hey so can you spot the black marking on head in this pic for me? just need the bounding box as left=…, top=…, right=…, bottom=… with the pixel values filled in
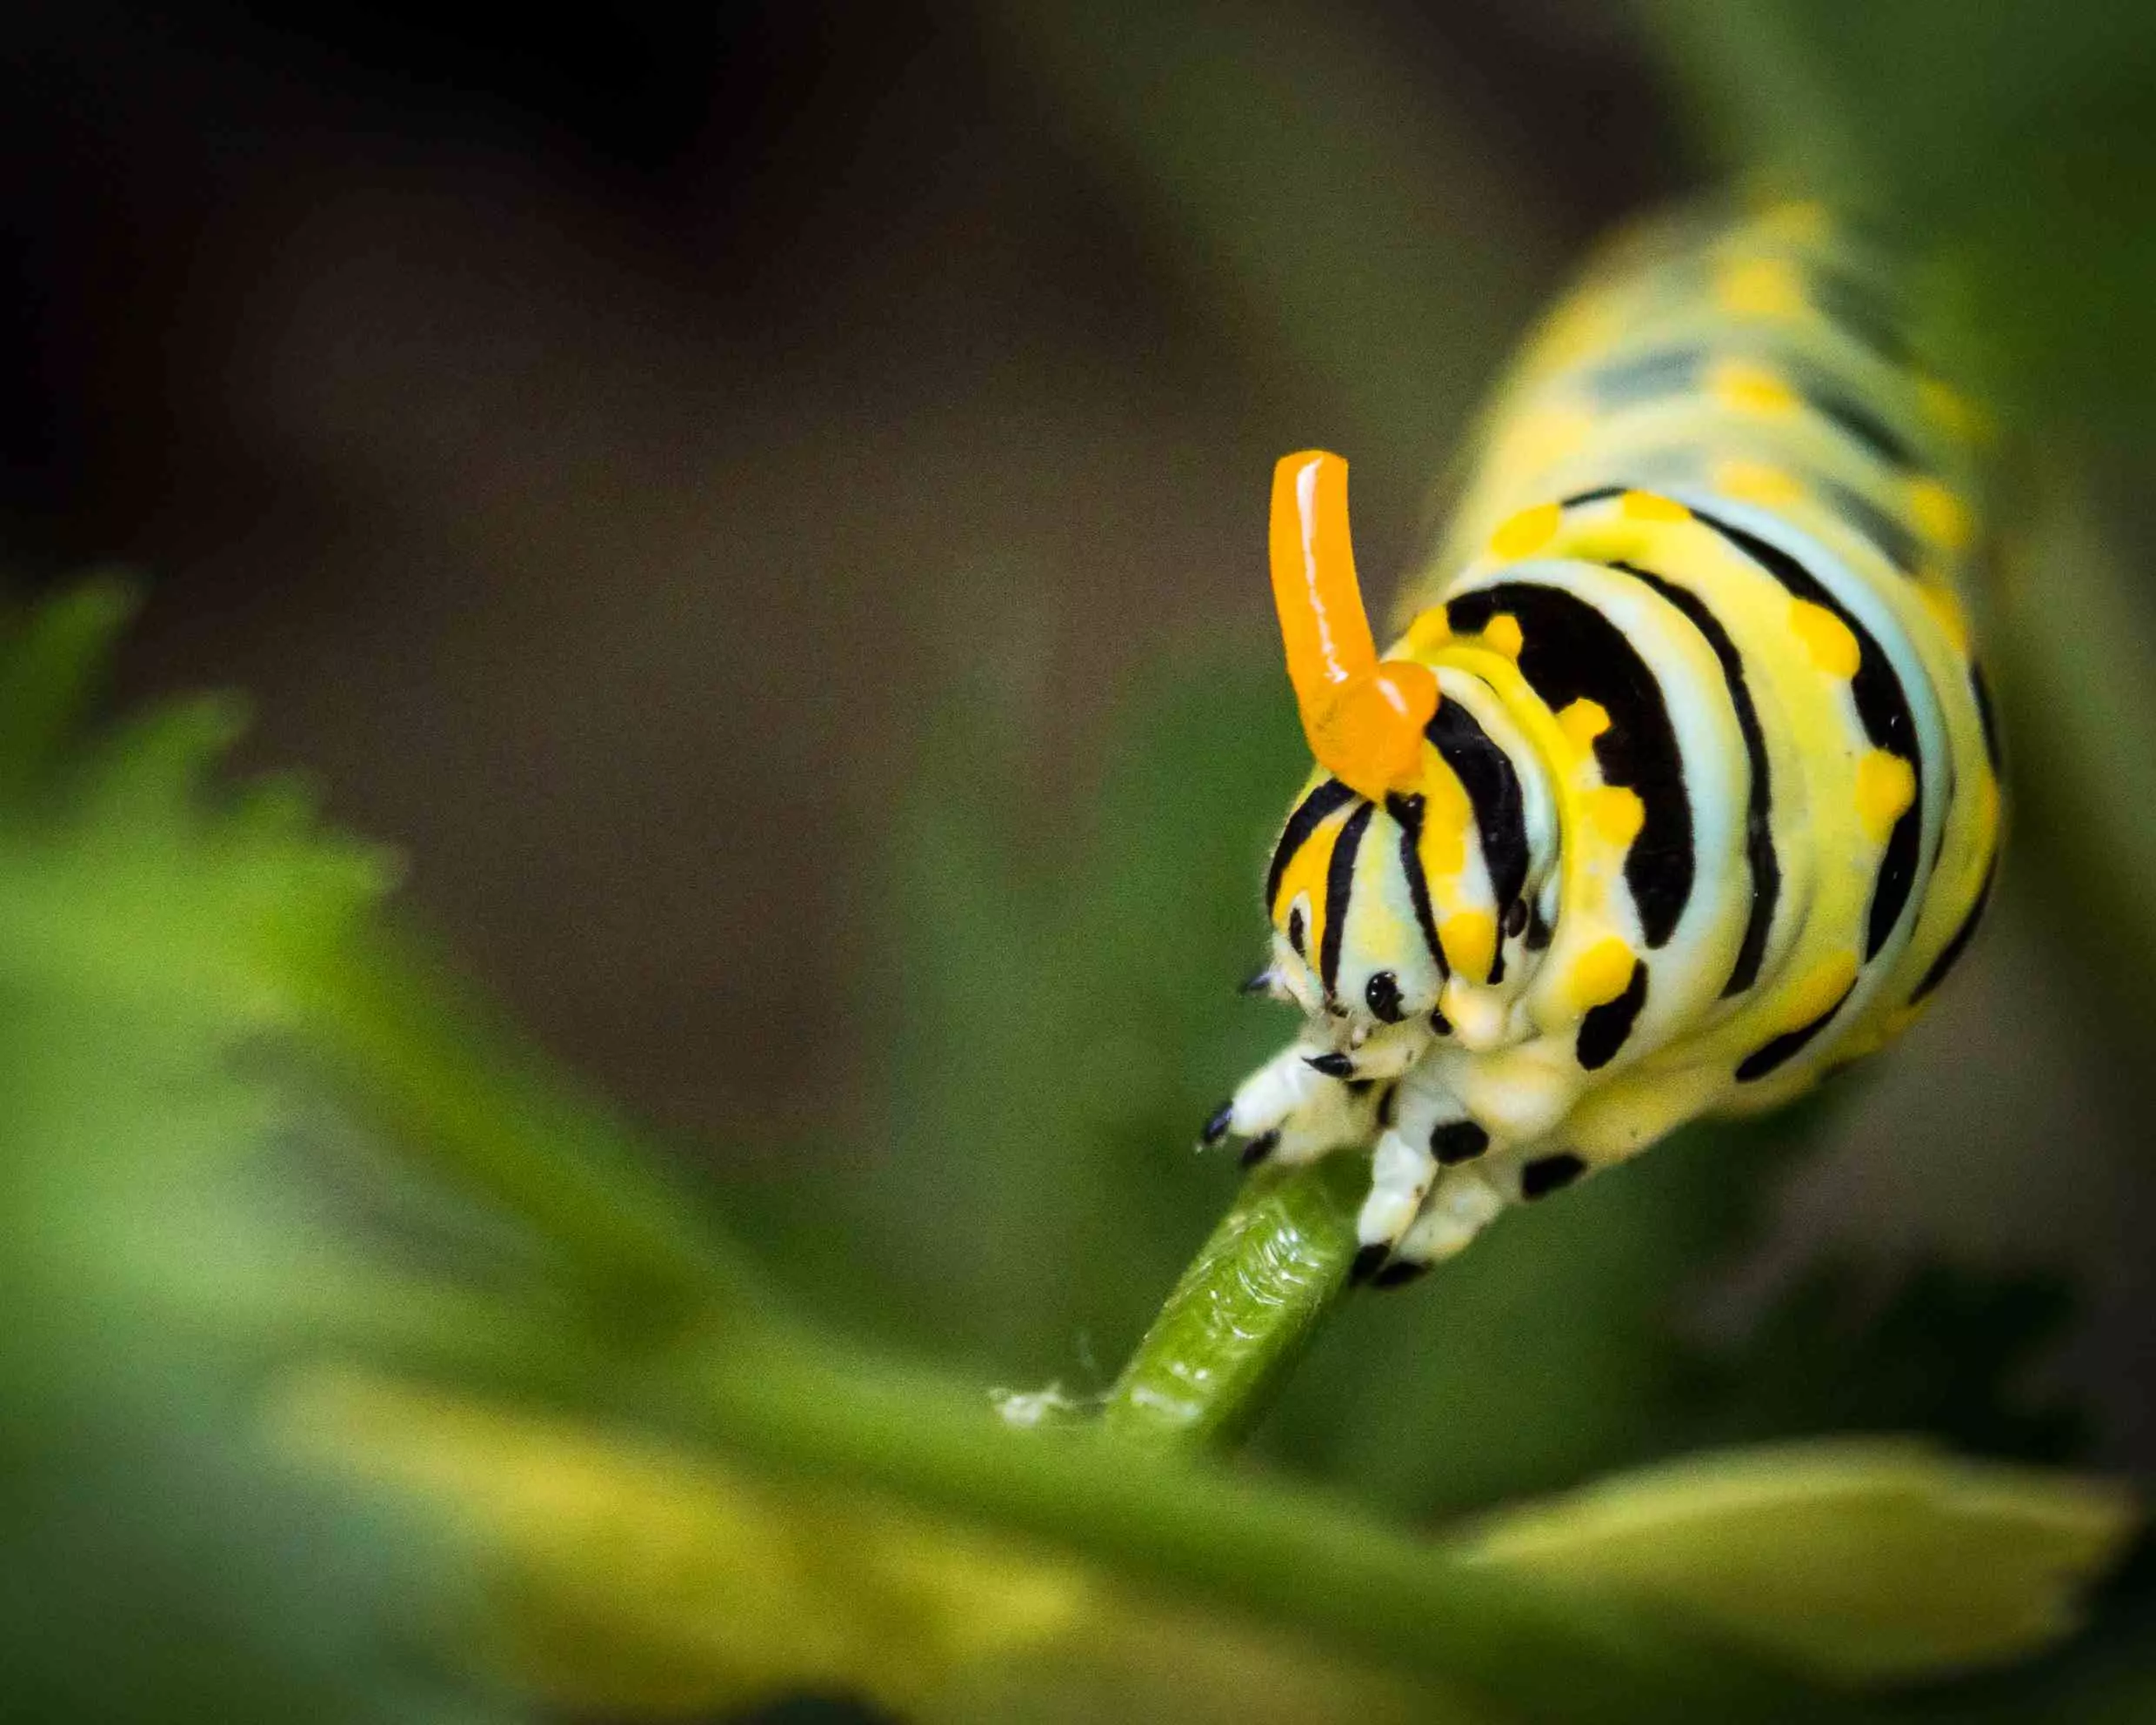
left=1200, top=1101, right=1234, bottom=1147
left=1365, top=970, right=1405, bottom=1023
left=1286, top=905, right=1306, bottom=957
left=1593, top=345, right=1702, bottom=406
left=1612, top=562, right=1779, bottom=995
left=1425, top=699, right=1530, bottom=944
left=1521, top=1153, right=1586, bottom=1200
left=1574, top=959, right=1649, bottom=1071
left=1486, top=946, right=1506, bottom=985
left=1970, top=665, right=2003, bottom=772
left=1241, top=1131, right=1280, bottom=1167
left=1505, top=898, right=1529, bottom=938
left=1525, top=898, right=1553, bottom=951
left=1826, top=479, right=1921, bottom=575
left=1306, top=1052, right=1356, bottom=1080
left=1385, top=792, right=1449, bottom=980
left=1348, top=1242, right=1389, bottom=1286
left=1560, top=485, right=1626, bottom=509
left=1688, top=508, right=1923, bottom=957
left=1734, top=978, right=1859, bottom=1081
left=1372, top=1258, right=1432, bottom=1290
left=1431, top=1120, right=1489, bottom=1165
left=1377, top=1082, right=1400, bottom=1129
left=1321, top=800, right=1375, bottom=999
left=1911, top=856, right=1997, bottom=1003
left=1445, top=582, right=1694, bottom=947
left=1266, top=778, right=1357, bottom=915
left=1345, top=1078, right=1377, bottom=1098
left=1429, top=1003, right=1452, bottom=1035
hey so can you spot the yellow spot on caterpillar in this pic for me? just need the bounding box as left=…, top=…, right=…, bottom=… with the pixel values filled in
left=1906, top=478, right=1973, bottom=552
left=1558, top=699, right=1612, bottom=752
left=1715, top=257, right=1806, bottom=318
left=1440, top=911, right=1499, bottom=981
left=1790, top=600, right=1861, bottom=679
left=1855, top=750, right=1917, bottom=842
left=1481, top=613, right=1525, bottom=659
left=1582, top=785, right=1645, bottom=847
left=1565, top=936, right=1638, bottom=1013
left=1492, top=503, right=1562, bottom=560
left=1918, top=584, right=1971, bottom=655
left=1620, top=489, right=1691, bottom=523
left=1715, top=459, right=1804, bottom=508
left=1711, top=359, right=1799, bottom=418
left=1399, top=605, right=1452, bottom=657
left=1786, top=952, right=1859, bottom=1026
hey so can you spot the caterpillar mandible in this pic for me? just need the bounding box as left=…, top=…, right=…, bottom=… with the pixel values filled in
left=1206, top=202, right=2001, bottom=1287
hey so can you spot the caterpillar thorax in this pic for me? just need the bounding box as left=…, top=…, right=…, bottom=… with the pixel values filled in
left=1211, top=204, right=2000, bottom=1285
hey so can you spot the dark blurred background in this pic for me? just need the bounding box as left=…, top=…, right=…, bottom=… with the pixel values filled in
left=4, top=0, right=2152, bottom=1484
left=0, top=0, right=1678, bottom=1138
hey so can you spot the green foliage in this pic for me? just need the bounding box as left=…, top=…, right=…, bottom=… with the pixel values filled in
left=1459, top=1439, right=2133, bottom=1684
left=0, top=585, right=498, bottom=1724
left=0, top=565, right=2124, bottom=1723
left=821, top=645, right=1307, bottom=1374
left=0, top=586, right=1848, bottom=1724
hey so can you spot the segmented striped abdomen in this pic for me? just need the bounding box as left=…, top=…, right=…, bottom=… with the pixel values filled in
left=1232, top=202, right=2000, bottom=1260
left=1391, top=200, right=1999, bottom=1149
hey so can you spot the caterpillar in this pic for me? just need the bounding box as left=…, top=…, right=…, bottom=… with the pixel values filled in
left=1205, top=202, right=2001, bottom=1287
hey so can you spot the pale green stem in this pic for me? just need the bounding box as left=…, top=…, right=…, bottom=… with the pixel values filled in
left=1100, top=1156, right=1365, bottom=1448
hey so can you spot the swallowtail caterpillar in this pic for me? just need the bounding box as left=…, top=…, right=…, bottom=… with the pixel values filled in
left=1206, top=203, right=2001, bottom=1287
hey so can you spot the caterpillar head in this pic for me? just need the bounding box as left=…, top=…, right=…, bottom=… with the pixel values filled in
left=1262, top=780, right=1448, bottom=1039
left=1264, top=451, right=1533, bottom=1054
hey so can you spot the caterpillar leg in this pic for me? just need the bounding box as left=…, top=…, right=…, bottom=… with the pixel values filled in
left=1380, top=1138, right=1602, bottom=1281
left=1351, top=1126, right=1438, bottom=1280
left=1390, top=1166, right=1507, bottom=1274
left=1208, top=1040, right=1374, bottom=1167
left=1349, top=1065, right=1499, bottom=1283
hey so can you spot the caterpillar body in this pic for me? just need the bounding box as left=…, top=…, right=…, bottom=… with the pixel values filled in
left=1210, top=203, right=2000, bottom=1286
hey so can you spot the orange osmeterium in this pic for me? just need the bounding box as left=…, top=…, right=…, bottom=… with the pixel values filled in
left=1268, top=451, right=1439, bottom=801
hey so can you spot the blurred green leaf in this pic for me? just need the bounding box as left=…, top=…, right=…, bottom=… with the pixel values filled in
left=0, top=585, right=1841, bottom=1725
left=1461, top=1439, right=2134, bottom=1684
left=1908, top=1542, right=2156, bottom=1724
left=281, top=1369, right=1494, bottom=1725
left=820, top=645, right=1307, bottom=1376
left=1989, top=474, right=2156, bottom=1028
left=0, top=588, right=504, bottom=1723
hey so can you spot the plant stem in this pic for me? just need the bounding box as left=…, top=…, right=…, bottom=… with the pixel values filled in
left=1100, top=1156, right=1365, bottom=1448
left=660, top=1332, right=1845, bottom=1725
